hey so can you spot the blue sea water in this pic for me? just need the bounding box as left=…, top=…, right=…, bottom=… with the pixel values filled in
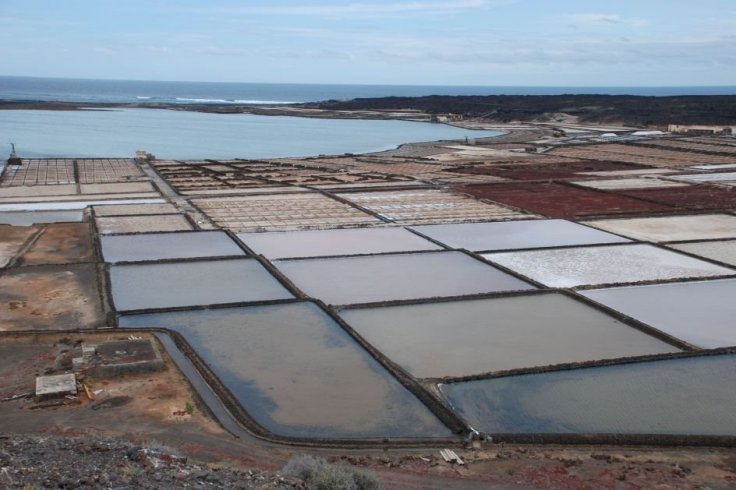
left=1, top=76, right=735, bottom=104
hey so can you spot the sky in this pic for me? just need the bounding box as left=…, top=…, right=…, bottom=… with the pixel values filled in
left=0, top=0, right=735, bottom=86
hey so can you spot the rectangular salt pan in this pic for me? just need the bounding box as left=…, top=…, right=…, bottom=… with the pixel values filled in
left=0, top=198, right=165, bottom=212
left=95, top=214, right=193, bottom=234
left=440, top=355, right=736, bottom=435
left=238, top=227, right=442, bottom=259
left=485, top=244, right=733, bottom=288
left=339, top=293, right=678, bottom=379
left=411, top=219, right=629, bottom=252
left=668, top=240, right=736, bottom=267
left=119, top=303, right=451, bottom=439
left=93, top=203, right=179, bottom=216
left=109, top=258, right=293, bottom=311
left=0, top=211, right=83, bottom=226
left=275, top=251, right=535, bottom=305
left=690, top=164, right=736, bottom=171
left=581, top=279, right=736, bottom=348
left=672, top=172, right=736, bottom=183
left=102, top=231, right=245, bottom=263
left=569, top=178, right=688, bottom=190
left=584, top=214, right=736, bottom=242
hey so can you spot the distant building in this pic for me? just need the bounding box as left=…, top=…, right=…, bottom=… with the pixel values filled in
left=668, top=124, right=734, bottom=135
left=431, top=113, right=464, bottom=123
left=7, top=142, right=21, bottom=166
left=135, top=150, right=156, bottom=161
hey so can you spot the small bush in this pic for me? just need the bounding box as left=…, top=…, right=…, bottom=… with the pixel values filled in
left=282, top=455, right=379, bottom=490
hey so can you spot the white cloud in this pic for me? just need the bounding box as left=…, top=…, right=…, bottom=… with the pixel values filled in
left=566, top=13, right=622, bottom=24
left=564, top=13, right=648, bottom=27
left=93, top=46, right=118, bottom=55
left=207, top=0, right=497, bottom=17
left=199, top=46, right=247, bottom=57
left=371, top=35, right=736, bottom=67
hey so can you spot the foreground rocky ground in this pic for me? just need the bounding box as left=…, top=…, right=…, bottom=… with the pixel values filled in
left=3, top=433, right=736, bottom=489
left=0, top=436, right=301, bottom=489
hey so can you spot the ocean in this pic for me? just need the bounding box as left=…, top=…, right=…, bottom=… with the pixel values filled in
left=2, top=76, right=736, bottom=105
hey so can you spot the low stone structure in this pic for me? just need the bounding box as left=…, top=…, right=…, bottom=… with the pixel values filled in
left=74, top=339, right=165, bottom=378
left=35, top=373, right=77, bottom=399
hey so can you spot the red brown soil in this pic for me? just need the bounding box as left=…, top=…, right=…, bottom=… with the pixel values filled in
left=448, top=160, right=646, bottom=180
left=16, top=223, right=95, bottom=266
left=455, top=182, right=677, bottom=219
left=0, top=225, right=39, bottom=267
left=620, top=184, right=736, bottom=211
left=0, top=264, right=106, bottom=330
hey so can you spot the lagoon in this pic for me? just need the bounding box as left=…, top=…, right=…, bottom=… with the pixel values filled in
left=0, top=108, right=499, bottom=159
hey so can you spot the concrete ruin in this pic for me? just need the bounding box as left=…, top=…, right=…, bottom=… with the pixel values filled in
left=74, top=339, right=165, bottom=378
left=35, top=373, right=77, bottom=399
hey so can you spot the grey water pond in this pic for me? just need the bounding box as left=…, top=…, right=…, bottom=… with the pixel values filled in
left=339, top=293, right=679, bottom=379
left=120, top=302, right=452, bottom=439
left=581, top=279, right=736, bottom=348
left=440, top=354, right=736, bottom=435
left=101, top=231, right=245, bottom=263
left=109, top=258, right=293, bottom=311
left=0, top=210, right=83, bottom=226
left=275, top=251, right=535, bottom=305
left=238, top=227, right=441, bottom=260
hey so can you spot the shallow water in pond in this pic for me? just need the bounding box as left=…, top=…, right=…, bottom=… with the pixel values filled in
left=275, top=251, right=535, bottom=305
left=339, top=293, right=678, bottom=378
left=109, top=258, right=293, bottom=311
left=581, top=279, right=736, bottom=348
left=120, top=302, right=451, bottom=439
left=238, top=227, right=441, bottom=259
left=0, top=210, right=83, bottom=225
left=101, top=231, right=245, bottom=263
left=440, top=354, right=736, bottom=435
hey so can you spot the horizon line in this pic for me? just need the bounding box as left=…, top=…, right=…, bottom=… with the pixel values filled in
left=2, top=74, right=736, bottom=89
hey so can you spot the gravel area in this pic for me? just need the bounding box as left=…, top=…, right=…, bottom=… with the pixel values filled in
left=0, top=436, right=303, bottom=489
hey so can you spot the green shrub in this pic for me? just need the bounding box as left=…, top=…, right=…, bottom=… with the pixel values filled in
left=282, top=455, right=379, bottom=490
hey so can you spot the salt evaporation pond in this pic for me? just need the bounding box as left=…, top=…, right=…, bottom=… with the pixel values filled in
left=0, top=198, right=165, bottom=212
left=275, top=251, right=535, bottom=305
left=339, top=293, right=679, bottom=379
left=485, top=244, right=732, bottom=288
left=120, top=302, right=452, bottom=439
left=101, top=231, right=245, bottom=263
left=411, top=219, right=629, bottom=252
left=584, top=214, right=736, bottom=242
left=109, top=258, right=293, bottom=311
left=0, top=210, right=83, bottom=226
left=581, top=279, right=736, bottom=348
left=668, top=240, right=736, bottom=267
left=440, top=354, right=736, bottom=435
left=238, top=227, right=442, bottom=259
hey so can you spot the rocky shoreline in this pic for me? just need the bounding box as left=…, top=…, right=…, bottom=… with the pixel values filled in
left=4, top=93, right=736, bottom=127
